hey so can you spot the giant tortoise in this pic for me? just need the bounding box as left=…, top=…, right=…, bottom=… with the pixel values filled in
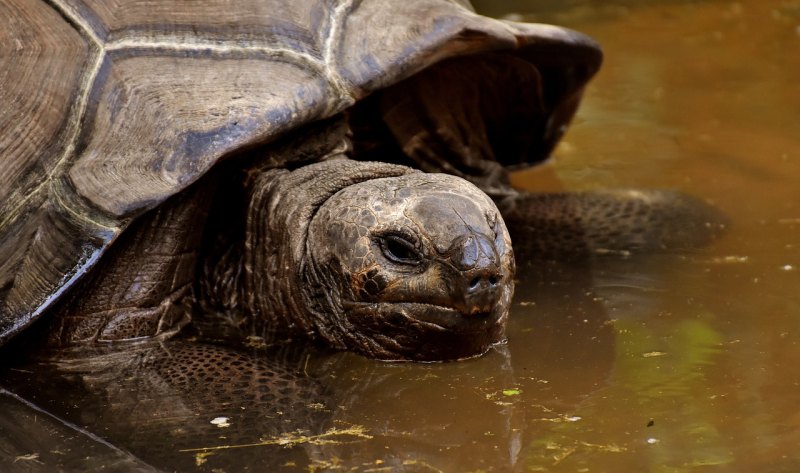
left=0, top=0, right=721, bottom=362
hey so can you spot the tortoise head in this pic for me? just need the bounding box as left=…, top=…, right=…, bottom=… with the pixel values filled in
left=301, top=172, right=514, bottom=361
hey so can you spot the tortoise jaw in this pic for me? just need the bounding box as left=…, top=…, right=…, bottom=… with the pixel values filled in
left=340, top=301, right=508, bottom=361
left=386, top=302, right=502, bottom=331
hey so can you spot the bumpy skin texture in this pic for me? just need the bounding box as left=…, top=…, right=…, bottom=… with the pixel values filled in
left=46, top=184, right=213, bottom=345
left=228, top=159, right=514, bottom=361
left=303, top=165, right=514, bottom=360
left=494, top=189, right=728, bottom=260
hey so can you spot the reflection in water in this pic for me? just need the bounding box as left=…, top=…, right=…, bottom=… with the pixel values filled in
left=2, top=0, right=799, bottom=471
left=3, top=342, right=333, bottom=471
left=1, top=260, right=615, bottom=471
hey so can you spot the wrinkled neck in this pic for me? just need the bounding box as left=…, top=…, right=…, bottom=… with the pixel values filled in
left=242, top=166, right=315, bottom=339
left=240, top=160, right=415, bottom=344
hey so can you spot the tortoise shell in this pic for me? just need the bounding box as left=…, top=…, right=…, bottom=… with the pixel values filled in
left=0, top=0, right=601, bottom=345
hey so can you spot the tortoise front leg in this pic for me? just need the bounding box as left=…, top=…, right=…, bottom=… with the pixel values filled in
left=493, top=188, right=728, bottom=261
left=46, top=184, right=213, bottom=346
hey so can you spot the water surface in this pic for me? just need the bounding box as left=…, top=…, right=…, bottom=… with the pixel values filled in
left=491, top=1, right=800, bottom=471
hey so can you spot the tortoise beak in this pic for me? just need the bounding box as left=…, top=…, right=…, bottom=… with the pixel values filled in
left=449, top=233, right=505, bottom=318
left=341, top=300, right=508, bottom=361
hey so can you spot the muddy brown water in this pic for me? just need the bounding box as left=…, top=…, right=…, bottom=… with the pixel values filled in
left=2, top=1, right=799, bottom=472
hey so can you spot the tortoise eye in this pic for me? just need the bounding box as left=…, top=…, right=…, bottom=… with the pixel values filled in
left=379, top=234, right=422, bottom=265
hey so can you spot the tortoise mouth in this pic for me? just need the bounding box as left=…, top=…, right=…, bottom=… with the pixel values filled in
left=339, top=301, right=508, bottom=361
left=342, top=301, right=505, bottom=332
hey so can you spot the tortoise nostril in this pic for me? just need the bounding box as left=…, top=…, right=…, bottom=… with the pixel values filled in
left=467, top=273, right=502, bottom=293
left=469, top=277, right=481, bottom=290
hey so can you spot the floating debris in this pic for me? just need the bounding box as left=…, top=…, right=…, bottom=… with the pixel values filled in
left=538, top=414, right=582, bottom=423
left=546, top=441, right=626, bottom=467
left=552, top=446, right=577, bottom=466
left=580, top=441, right=625, bottom=453
left=180, top=424, right=373, bottom=453
left=210, top=416, right=231, bottom=428
left=710, top=256, right=749, bottom=264
left=484, top=388, right=526, bottom=406
left=13, top=453, right=41, bottom=464
left=642, top=351, right=668, bottom=358
left=194, top=451, right=213, bottom=467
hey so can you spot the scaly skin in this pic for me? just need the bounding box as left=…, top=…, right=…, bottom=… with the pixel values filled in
left=203, top=159, right=515, bottom=361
